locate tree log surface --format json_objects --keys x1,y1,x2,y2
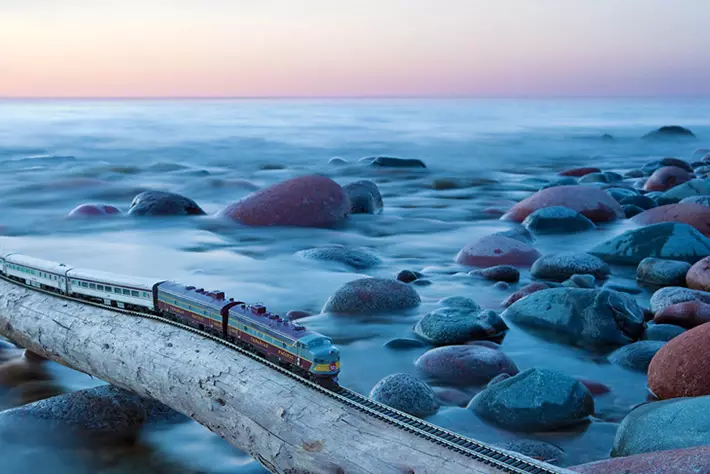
[{"x1": 0, "y1": 279, "x2": 568, "y2": 474}]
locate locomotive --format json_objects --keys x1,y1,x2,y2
[{"x1": 0, "y1": 252, "x2": 340, "y2": 383}]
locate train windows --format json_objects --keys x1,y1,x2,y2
[
  {"x1": 122, "y1": 289, "x2": 130, "y2": 295},
  {"x1": 114, "y1": 288, "x2": 121, "y2": 294},
  {"x1": 142, "y1": 292, "x2": 149, "y2": 298},
  {"x1": 81, "y1": 282, "x2": 88, "y2": 288},
  {"x1": 105, "y1": 286, "x2": 111, "y2": 292},
  {"x1": 131, "y1": 291, "x2": 139, "y2": 297},
  {"x1": 97, "y1": 285, "x2": 104, "y2": 291},
  {"x1": 89, "y1": 284, "x2": 96, "y2": 289}
]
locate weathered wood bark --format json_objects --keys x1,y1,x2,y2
[{"x1": 0, "y1": 279, "x2": 568, "y2": 474}]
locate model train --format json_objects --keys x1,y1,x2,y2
[{"x1": 0, "y1": 252, "x2": 340, "y2": 383}]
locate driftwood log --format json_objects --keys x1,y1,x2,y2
[{"x1": 0, "y1": 279, "x2": 567, "y2": 474}]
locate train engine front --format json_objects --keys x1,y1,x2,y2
[{"x1": 297, "y1": 333, "x2": 340, "y2": 382}]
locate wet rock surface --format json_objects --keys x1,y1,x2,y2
[
  {"x1": 322, "y1": 277, "x2": 421, "y2": 314},
  {"x1": 128, "y1": 191, "x2": 205, "y2": 216},
  {"x1": 414, "y1": 307, "x2": 508, "y2": 345},
  {"x1": 641, "y1": 125, "x2": 696, "y2": 140},
  {"x1": 571, "y1": 445, "x2": 710, "y2": 474},
  {"x1": 369, "y1": 373, "x2": 439, "y2": 417},
  {"x1": 635, "y1": 257, "x2": 691, "y2": 287},
  {"x1": 415, "y1": 345, "x2": 519, "y2": 386},
  {"x1": 295, "y1": 245, "x2": 381, "y2": 269},
  {"x1": 455, "y1": 234, "x2": 541, "y2": 268},
  {"x1": 470, "y1": 265, "x2": 520, "y2": 282},
  {"x1": 369, "y1": 156, "x2": 427, "y2": 168},
  {"x1": 522, "y1": 206, "x2": 595, "y2": 234},
  {"x1": 531, "y1": 252, "x2": 610, "y2": 282},
  {"x1": 502, "y1": 185, "x2": 624, "y2": 223},
  {"x1": 608, "y1": 341, "x2": 665, "y2": 373},
  {"x1": 342, "y1": 180, "x2": 383, "y2": 214},
  {"x1": 632, "y1": 203, "x2": 710, "y2": 237}
]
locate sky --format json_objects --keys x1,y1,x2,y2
[{"x1": 1, "y1": 0, "x2": 709, "y2": 98}]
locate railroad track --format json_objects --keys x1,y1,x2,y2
[{"x1": 1, "y1": 274, "x2": 563, "y2": 474}]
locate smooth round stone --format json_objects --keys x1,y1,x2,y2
[
  {"x1": 383, "y1": 338, "x2": 427, "y2": 350},
  {"x1": 396, "y1": 269, "x2": 419, "y2": 283},
  {"x1": 414, "y1": 308, "x2": 508, "y2": 345},
  {"x1": 558, "y1": 167, "x2": 601, "y2": 177},
  {"x1": 623, "y1": 204, "x2": 644, "y2": 218},
  {"x1": 468, "y1": 368, "x2": 594, "y2": 432},
  {"x1": 641, "y1": 126, "x2": 696, "y2": 140},
  {"x1": 369, "y1": 156, "x2": 426, "y2": 168},
  {"x1": 642, "y1": 157, "x2": 693, "y2": 175},
  {"x1": 680, "y1": 195, "x2": 710, "y2": 207},
  {"x1": 437, "y1": 296, "x2": 481, "y2": 310},
  {"x1": 531, "y1": 253, "x2": 610, "y2": 281},
  {"x1": 562, "y1": 274, "x2": 596, "y2": 289},
  {"x1": 369, "y1": 373, "x2": 439, "y2": 417},
  {"x1": 606, "y1": 187, "x2": 638, "y2": 201},
  {"x1": 67, "y1": 203, "x2": 122, "y2": 218},
  {"x1": 578, "y1": 172, "x2": 622, "y2": 184},
  {"x1": 295, "y1": 245, "x2": 381, "y2": 270},
  {"x1": 686, "y1": 256, "x2": 710, "y2": 291},
  {"x1": 644, "y1": 323, "x2": 686, "y2": 341},
  {"x1": 663, "y1": 179, "x2": 710, "y2": 201},
  {"x1": 590, "y1": 223, "x2": 710, "y2": 265},
  {"x1": 455, "y1": 234, "x2": 541, "y2": 268},
  {"x1": 322, "y1": 278, "x2": 421, "y2": 314},
  {"x1": 648, "y1": 324, "x2": 710, "y2": 399},
  {"x1": 470, "y1": 265, "x2": 520, "y2": 283},
  {"x1": 619, "y1": 194, "x2": 656, "y2": 210},
  {"x1": 522, "y1": 206, "x2": 595, "y2": 234},
  {"x1": 643, "y1": 166, "x2": 692, "y2": 192},
  {"x1": 128, "y1": 190, "x2": 205, "y2": 216},
  {"x1": 611, "y1": 397, "x2": 710, "y2": 457},
  {"x1": 502, "y1": 282, "x2": 550, "y2": 307},
  {"x1": 649, "y1": 286, "x2": 710, "y2": 313},
  {"x1": 414, "y1": 345, "x2": 518, "y2": 386},
  {"x1": 608, "y1": 341, "x2": 665, "y2": 373},
  {"x1": 636, "y1": 257, "x2": 691, "y2": 287},
  {"x1": 217, "y1": 175, "x2": 350, "y2": 228},
  {"x1": 328, "y1": 156, "x2": 348, "y2": 166},
  {"x1": 632, "y1": 203, "x2": 710, "y2": 237},
  {"x1": 571, "y1": 446, "x2": 710, "y2": 474},
  {"x1": 653, "y1": 301, "x2": 710, "y2": 328},
  {"x1": 495, "y1": 440, "x2": 566, "y2": 466},
  {"x1": 342, "y1": 180, "x2": 383, "y2": 214},
  {"x1": 501, "y1": 185, "x2": 624, "y2": 223}
]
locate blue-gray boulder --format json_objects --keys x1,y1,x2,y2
[
  {"x1": 369, "y1": 156, "x2": 426, "y2": 168},
  {"x1": 612, "y1": 396, "x2": 710, "y2": 457},
  {"x1": 322, "y1": 278, "x2": 421, "y2": 314},
  {"x1": 641, "y1": 126, "x2": 696, "y2": 141},
  {"x1": 128, "y1": 190, "x2": 205, "y2": 216},
  {"x1": 468, "y1": 368, "x2": 594, "y2": 432},
  {"x1": 295, "y1": 245, "x2": 381, "y2": 270},
  {"x1": 470, "y1": 265, "x2": 520, "y2": 282},
  {"x1": 649, "y1": 286, "x2": 710, "y2": 313},
  {"x1": 342, "y1": 180, "x2": 383, "y2": 214},
  {"x1": 437, "y1": 296, "x2": 481, "y2": 310},
  {"x1": 636, "y1": 257, "x2": 691, "y2": 287},
  {"x1": 502, "y1": 288, "x2": 645, "y2": 348},
  {"x1": 589, "y1": 223, "x2": 710, "y2": 265},
  {"x1": 531, "y1": 252, "x2": 610, "y2": 281},
  {"x1": 578, "y1": 172, "x2": 622, "y2": 184},
  {"x1": 414, "y1": 308, "x2": 508, "y2": 345},
  {"x1": 562, "y1": 274, "x2": 596, "y2": 289},
  {"x1": 663, "y1": 179, "x2": 710, "y2": 201},
  {"x1": 369, "y1": 373, "x2": 439, "y2": 417},
  {"x1": 645, "y1": 323, "x2": 686, "y2": 341},
  {"x1": 522, "y1": 206, "x2": 595, "y2": 234},
  {"x1": 619, "y1": 194, "x2": 656, "y2": 210},
  {"x1": 607, "y1": 187, "x2": 638, "y2": 201},
  {"x1": 608, "y1": 341, "x2": 665, "y2": 373}
]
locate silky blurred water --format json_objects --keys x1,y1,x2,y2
[{"x1": 1, "y1": 98, "x2": 709, "y2": 471}]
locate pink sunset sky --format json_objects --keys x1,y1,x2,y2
[{"x1": 1, "y1": 0, "x2": 709, "y2": 98}]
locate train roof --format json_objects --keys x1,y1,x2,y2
[
  {"x1": 67, "y1": 267, "x2": 164, "y2": 290},
  {"x1": 3, "y1": 253, "x2": 72, "y2": 274},
  {"x1": 229, "y1": 303, "x2": 317, "y2": 342},
  {"x1": 157, "y1": 281, "x2": 238, "y2": 311}
]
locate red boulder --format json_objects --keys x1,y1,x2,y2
[
  {"x1": 653, "y1": 301, "x2": 710, "y2": 329},
  {"x1": 67, "y1": 204, "x2": 122, "y2": 218},
  {"x1": 217, "y1": 175, "x2": 351, "y2": 228},
  {"x1": 570, "y1": 445, "x2": 710, "y2": 474},
  {"x1": 502, "y1": 282, "x2": 550, "y2": 307},
  {"x1": 686, "y1": 256, "x2": 710, "y2": 291},
  {"x1": 643, "y1": 166, "x2": 692, "y2": 192},
  {"x1": 632, "y1": 203, "x2": 710, "y2": 237},
  {"x1": 648, "y1": 323, "x2": 710, "y2": 398},
  {"x1": 501, "y1": 186, "x2": 623, "y2": 223},
  {"x1": 455, "y1": 235, "x2": 541, "y2": 268},
  {"x1": 558, "y1": 167, "x2": 601, "y2": 177}
]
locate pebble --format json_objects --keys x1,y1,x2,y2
[
  {"x1": 434, "y1": 387, "x2": 472, "y2": 407},
  {"x1": 643, "y1": 166, "x2": 692, "y2": 192},
  {"x1": 328, "y1": 156, "x2": 348, "y2": 165},
  {"x1": 578, "y1": 171, "x2": 622, "y2": 184},
  {"x1": 649, "y1": 286, "x2": 710, "y2": 313},
  {"x1": 608, "y1": 341, "x2": 665, "y2": 373},
  {"x1": 414, "y1": 308, "x2": 508, "y2": 345},
  {"x1": 470, "y1": 265, "x2": 520, "y2": 282},
  {"x1": 577, "y1": 378, "x2": 612, "y2": 396},
  {"x1": 295, "y1": 245, "x2": 381, "y2": 270},
  {"x1": 128, "y1": 190, "x2": 205, "y2": 216},
  {"x1": 632, "y1": 203, "x2": 710, "y2": 237},
  {"x1": 396, "y1": 269, "x2": 419, "y2": 283},
  {"x1": 342, "y1": 180, "x2": 383, "y2": 214},
  {"x1": 414, "y1": 345, "x2": 519, "y2": 386},
  {"x1": 369, "y1": 373, "x2": 439, "y2": 417},
  {"x1": 285, "y1": 310, "x2": 311, "y2": 321},
  {"x1": 322, "y1": 277, "x2": 421, "y2": 314},
  {"x1": 412, "y1": 279, "x2": 432, "y2": 286},
  {"x1": 522, "y1": 206, "x2": 595, "y2": 234},
  {"x1": 468, "y1": 368, "x2": 594, "y2": 432},
  {"x1": 648, "y1": 324, "x2": 710, "y2": 398},
  {"x1": 622, "y1": 204, "x2": 644, "y2": 218},
  {"x1": 636, "y1": 257, "x2": 691, "y2": 287},
  {"x1": 531, "y1": 252, "x2": 610, "y2": 281},
  {"x1": 455, "y1": 234, "x2": 541, "y2": 268}
]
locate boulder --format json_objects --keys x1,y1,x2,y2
[
  {"x1": 558, "y1": 167, "x2": 601, "y2": 177},
  {"x1": 414, "y1": 308, "x2": 508, "y2": 345},
  {"x1": 502, "y1": 288, "x2": 645, "y2": 348},
  {"x1": 414, "y1": 345, "x2": 518, "y2": 386},
  {"x1": 648, "y1": 324, "x2": 710, "y2": 398},
  {"x1": 67, "y1": 203, "x2": 122, "y2": 218},
  {"x1": 369, "y1": 374, "x2": 439, "y2": 417},
  {"x1": 342, "y1": 180, "x2": 383, "y2": 214},
  {"x1": 641, "y1": 126, "x2": 696, "y2": 140},
  {"x1": 502, "y1": 282, "x2": 550, "y2": 307},
  {"x1": 396, "y1": 270, "x2": 419, "y2": 283},
  {"x1": 608, "y1": 341, "x2": 665, "y2": 373},
  {"x1": 455, "y1": 234, "x2": 541, "y2": 268},
  {"x1": 611, "y1": 397, "x2": 710, "y2": 457},
  {"x1": 522, "y1": 206, "x2": 595, "y2": 234},
  {"x1": 636, "y1": 257, "x2": 691, "y2": 287},
  {"x1": 663, "y1": 179, "x2": 710, "y2": 201},
  {"x1": 501, "y1": 185, "x2": 624, "y2": 223},
  {"x1": 562, "y1": 274, "x2": 596, "y2": 289},
  {"x1": 128, "y1": 190, "x2": 205, "y2": 216},
  {"x1": 369, "y1": 156, "x2": 426, "y2": 168},
  {"x1": 468, "y1": 368, "x2": 594, "y2": 432},
  {"x1": 322, "y1": 278, "x2": 420, "y2": 314},
  {"x1": 470, "y1": 265, "x2": 520, "y2": 282},
  {"x1": 295, "y1": 245, "x2": 381, "y2": 270},
  {"x1": 632, "y1": 203, "x2": 710, "y2": 237},
  {"x1": 643, "y1": 166, "x2": 692, "y2": 192},
  {"x1": 606, "y1": 187, "x2": 638, "y2": 201},
  {"x1": 644, "y1": 323, "x2": 686, "y2": 341},
  {"x1": 531, "y1": 253, "x2": 610, "y2": 281},
  {"x1": 437, "y1": 296, "x2": 481, "y2": 310},
  {"x1": 589, "y1": 223, "x2": 710, "y2": 265},
  {"x1": 217, "y1": 175, "x2": 350, "y2": 228},
  {"x1": 649, "y1": 286, "x2": 710, "y2": 313},
  {"x1": 619, "y1": 195, "x2": 656, "y2": 210},
  {"x1": 653, "y1": 301, "x2": 710, "y2": 328},
  {"x1": 571, "y1": 445, "x2": 710, "y2": 474},
  {"x1": 680, "y1": 195, "x2": 710, "y2": 207},
  {"x1": 686, "y1": 255, "x2": 710, "y2": 291}
]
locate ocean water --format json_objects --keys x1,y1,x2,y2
[{"x1": 0, "y1": 98, "x2": 709, "y2": 471}]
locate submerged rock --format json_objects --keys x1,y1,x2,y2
[
  {"x1": 619, "y1": 194, "x2": 656, "y2": 210},
  {"x1": 644, "y1": 323, "x2": 686, "y2": 341},
  {"x1": 455, "y1": 234, "x2": 541, "y2": 268},
  {"x1": 128, "y1": 191, "x2": 205, "y2": 216},
  {"x1": 470, "y1": 265, "x2": 520, "y2": 282},
  {"x1": 558, "y1": 167, "x2": 600, "y2": 177},
  {"x1": 328, "y1": 156, "x2": 348, "y2": 166},
  {"x1": 437, "y1": 296, "x2": 481, "y2": 310},
  {"x1": 322, "y1": 278, "x2": 420, "y2": 314},
  {"x1": 636, "y1": 257, "x2": 691, "y2": 287},
  {"x1": 414, "y1": 345, "x2": 518, "y2": 386},
  {"x1": 369, "y1": 156, "x2": 426, "y2": 168},
  {"x1": 502, "y1": 288, "x2": 645, "y2": 348},
  {"x1": 369, "y1": 373, "x2": 439, "y2": 417},
  {"x1": 468, "y1": 368, "x2": 594, "y2": 432},
  {"x1": 217, "y1": 175, "x2": 350, "y2": 228},
  {"x1": 396, "y1": 269, "x2": 420, "y2": 283},
  {"x1": 589, "y1": 222, "x2": 710, "y2": 265},
  {"x1": 641, "y1": 126, "x2": 696, "y2": 140},
  {"x1": 67, "y1": 203, "x2": 122, "y2": 218},
  {"x1": 531, "y1": 252, "x2": 610, "y2": 281},
  {"x1": 608, "y1": 341, "x2": 665, "y2": 373},
  {"x1": 522, "y1": 206, "x2": 595, "y2": 234},
  {"x1": 414, "y1": 308, "x2": 508, "y2": 345},
  {"x1": 295, "y1": 245, "x2": 381, "y2": 269},
  {"x1": 562, "y1": 274, "x2": 596, "y2": 289},
  {"x1": 342, "y1": 180, "x2": 383, "y2": 214}
]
